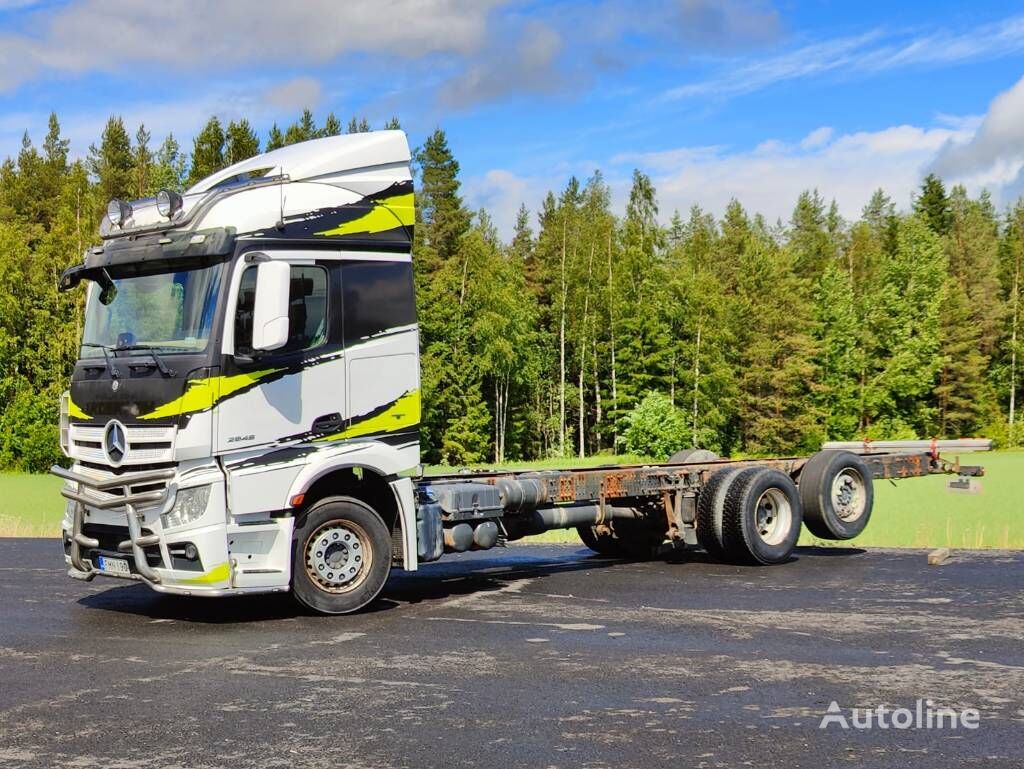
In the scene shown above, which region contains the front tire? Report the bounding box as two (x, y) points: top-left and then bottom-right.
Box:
(291, 496), (392, 615)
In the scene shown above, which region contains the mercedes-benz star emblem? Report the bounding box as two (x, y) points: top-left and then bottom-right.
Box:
(103, 420), (128, 466)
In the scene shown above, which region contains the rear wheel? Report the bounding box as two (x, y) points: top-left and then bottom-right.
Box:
(578, 519), (664, 558)
(669, 448), (720, 464)
(577, 524), (622, 557)
(695, 467), (743, 558)
(721, 467), (803, 564)
(799, 451), (873, 540)
(291, 496), (392, 615)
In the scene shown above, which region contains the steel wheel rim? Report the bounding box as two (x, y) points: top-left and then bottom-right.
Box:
(831, 469), (866, 522)
(304, 519), (372, 594)
(754, 488), (792, 546)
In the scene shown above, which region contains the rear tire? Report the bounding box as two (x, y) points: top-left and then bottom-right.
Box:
(695, 467), (743, 559)
(721, 468), (803, 565)
(291, 496), (392, 615)
(578, 519), (664, 559)
(799, 451), (873, 540)
(669, 448), (720, 464)
(577, 525), (622, 557)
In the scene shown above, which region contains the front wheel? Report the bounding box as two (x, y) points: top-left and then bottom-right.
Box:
(291, 496), (392, 615)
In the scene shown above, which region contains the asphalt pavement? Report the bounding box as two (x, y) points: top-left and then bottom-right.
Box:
(0, 539), (1021, 768)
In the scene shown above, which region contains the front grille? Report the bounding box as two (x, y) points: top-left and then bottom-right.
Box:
(69, 424), (177, 465)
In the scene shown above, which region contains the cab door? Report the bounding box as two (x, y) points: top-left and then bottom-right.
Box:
(215, 251), (344, 455)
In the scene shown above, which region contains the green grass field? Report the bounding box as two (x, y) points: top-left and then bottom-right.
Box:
(3, 451), (1021, 547)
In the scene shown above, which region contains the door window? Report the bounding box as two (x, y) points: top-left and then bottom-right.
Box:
(235, 264), (329, 355)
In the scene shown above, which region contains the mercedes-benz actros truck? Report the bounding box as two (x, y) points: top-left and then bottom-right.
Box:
(51, 131), (980, 614)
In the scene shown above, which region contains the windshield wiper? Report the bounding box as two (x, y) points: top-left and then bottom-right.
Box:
(114, 344), (177, 377)
(81, 342), (121, 380)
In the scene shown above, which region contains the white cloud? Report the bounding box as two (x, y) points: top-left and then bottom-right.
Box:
(610, 145), (722, 170)
(262, 77), (322, 112)
(439, 20), (565, 108)
(463, 168), (556, 240)
(672, 0), (781, 49)
(0, 80), (319, 162)
(473, 118), (986, 241)
(665, 14), (1024, 101)
(0, 0), (505, 92)
(615, 123), (973, 225)
(931, 74), (1024, 188)
(800, 126), (832, 150)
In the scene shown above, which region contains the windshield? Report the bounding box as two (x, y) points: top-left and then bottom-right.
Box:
(81, 263), (223, 357)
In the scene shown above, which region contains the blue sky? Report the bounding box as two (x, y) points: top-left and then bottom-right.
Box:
(2, 0), (1024, 237)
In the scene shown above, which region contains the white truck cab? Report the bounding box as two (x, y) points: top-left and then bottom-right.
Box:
(55, 132), (424, 613)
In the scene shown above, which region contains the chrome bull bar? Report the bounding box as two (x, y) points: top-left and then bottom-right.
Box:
(50, 464), (176, 583)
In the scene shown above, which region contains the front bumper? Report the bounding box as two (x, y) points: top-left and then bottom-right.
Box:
(52, 464), (291, 597)
(53, 464), (173, 583)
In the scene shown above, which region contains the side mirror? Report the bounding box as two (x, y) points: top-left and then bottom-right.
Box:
(251, 261), (290, 352)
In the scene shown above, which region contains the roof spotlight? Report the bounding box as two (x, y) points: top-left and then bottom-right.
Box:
(156, 188), (183, 219)
(106, 199), (132, 227)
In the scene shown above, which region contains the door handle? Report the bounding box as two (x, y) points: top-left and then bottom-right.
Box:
(312, 413), (344, 433)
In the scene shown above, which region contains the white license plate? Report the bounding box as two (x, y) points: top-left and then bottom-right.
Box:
(96, 556), (131, 577)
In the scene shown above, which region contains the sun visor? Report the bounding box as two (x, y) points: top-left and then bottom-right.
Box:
(85, 227), (236, 269)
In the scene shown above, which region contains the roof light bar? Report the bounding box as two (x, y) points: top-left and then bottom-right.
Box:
(106, 199), (132, 227)
(155, 189), (183, 219)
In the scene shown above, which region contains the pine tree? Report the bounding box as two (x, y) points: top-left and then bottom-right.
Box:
(789, 189), (834, 277)
(133, 124), (152, 198)
(346, 116), (370, 134)
(413, 129), (473, 462)
(148, 134), (187, 193)
(946, 186), (1003, 356)
(42, 113), (69, 172)
(384, 116), (402, 130)
(88, 116), (133, 202)
(283, 109), (319, 144)
(36, 114), (69, 227)
(266, 123), (285, 151)
(863, 215), (948, 436)
(814, 262), (862, 439)
(934, 278), (995, 436)
(614, 170), (670, 428)
(914, 173), (951, 236)
(225, 119), (260, 164)
(999, 202), (1024, 445)
(187, 116), (225, 186)
(732, 222), (820, 453)
(414, 129), (470, 270)
(321, 113), (342, 137)
(664, 205), (733, 452)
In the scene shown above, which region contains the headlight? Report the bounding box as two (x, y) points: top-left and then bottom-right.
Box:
(162, 485), (211, 530)
(59, 391), (70, 456)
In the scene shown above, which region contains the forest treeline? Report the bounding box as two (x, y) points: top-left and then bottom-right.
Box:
(0, 110), (1021, 471)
